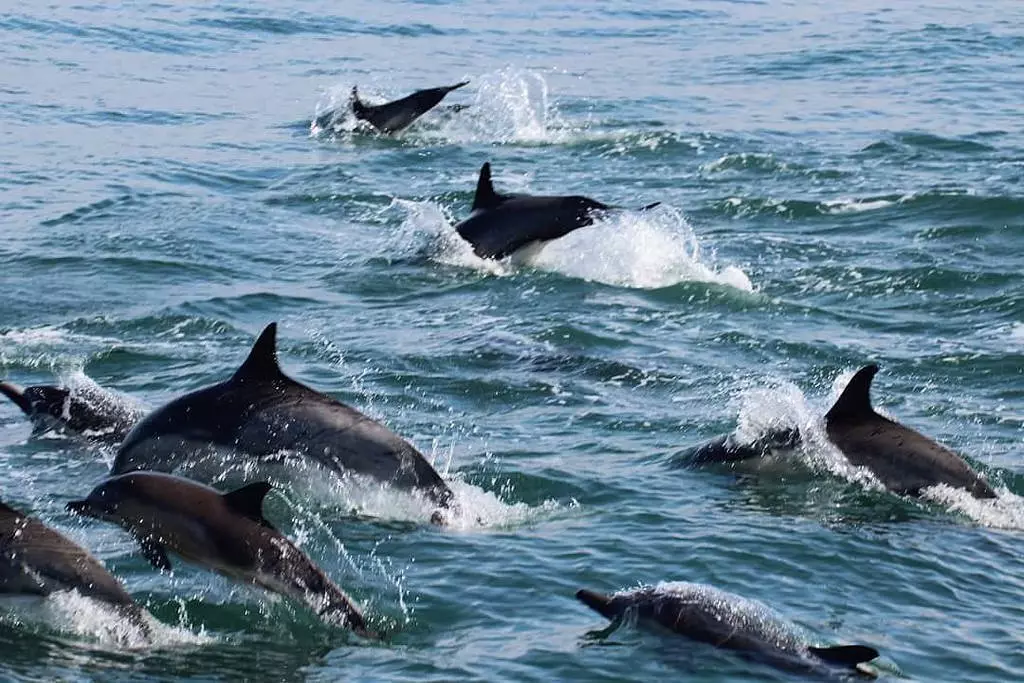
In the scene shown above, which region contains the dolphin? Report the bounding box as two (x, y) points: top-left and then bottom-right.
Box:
(0, 380), (141, 444)
(824, 364), (996, 499)
(67, 472), (371, 636)
(0, 499), (150, 636)
(454, 162), (661, 260)
(576, 584), (879, 678)
(676, 427), (801, 466)
(319, 81), (470, 134)
(110, 323), (454, 510)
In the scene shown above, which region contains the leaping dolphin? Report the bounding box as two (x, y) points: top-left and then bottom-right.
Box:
(0, 499), (151, 637)
(315, 81), (470, 134)
(67, 472), (372, 636)
(454, 162), (660, 260)
(824, 364), (996, 499)
(110, 323), (455, 510)
(576, 583), (879, 678)
(0, 380), (141, 444)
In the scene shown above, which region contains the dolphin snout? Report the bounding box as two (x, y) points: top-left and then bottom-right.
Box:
(66, 498), (103, 519)
(576, 589), (615, 619)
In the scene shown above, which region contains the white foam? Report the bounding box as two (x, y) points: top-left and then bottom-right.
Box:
(0, 591), (210, 649)
(390, 199), (753, 292)
(821, 198), (895, 214)
(921, 484), (1024, 531)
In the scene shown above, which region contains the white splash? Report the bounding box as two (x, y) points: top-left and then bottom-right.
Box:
(921, 484), (1024, 531)
(821, 198), (896, 214)
(389, 199), (753, 292)
(0, 591), (210, 649)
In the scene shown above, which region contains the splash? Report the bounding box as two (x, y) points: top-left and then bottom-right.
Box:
(0, 592), (211, 649)
(523, 206), (753, 291)
(921, 484), (1024, 531)
(389, 199), (753, 292)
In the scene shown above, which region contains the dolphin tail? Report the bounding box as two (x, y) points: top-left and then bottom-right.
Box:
(576, 589), (617, 620)
(0, 381), (31, 414)
(808, 644), (879, 667)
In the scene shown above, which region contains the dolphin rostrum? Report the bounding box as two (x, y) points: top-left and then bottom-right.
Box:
(0, 499), (150, 636)
(454, 162), (661, 260)
(110, 323), (454, 510)
(577, 583), (879, 678)
(0, 380), (141, 444)
(67, 472), (372, 636)
(824, 364), (996, 499)
(319, 81), (470, 134)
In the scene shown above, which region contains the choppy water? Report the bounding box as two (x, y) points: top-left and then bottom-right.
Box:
(1, 1), (1022, 680)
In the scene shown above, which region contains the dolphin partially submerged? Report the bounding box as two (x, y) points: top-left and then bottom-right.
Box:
(678, 365), (996, 499)
(316, 81), (470, 134)
(110, 323), (454, 510)
(824, 364), (996, 499)
(0, 380), (140, 444)
(67, 472), (371, 636)
(0, 499), (150, 636)
(577, 583), (879, 678)
(454, 162), (661, 260)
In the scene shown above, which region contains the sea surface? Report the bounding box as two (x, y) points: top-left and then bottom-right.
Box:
(1, 1), (1022, 681)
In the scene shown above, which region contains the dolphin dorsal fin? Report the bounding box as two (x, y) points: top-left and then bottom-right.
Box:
(825, 365), (879, 422)
(808, 644), (879, 666)
(222, 482), (276, 530)
(233, 323), (285, 383)
(472, 162), (501, 211)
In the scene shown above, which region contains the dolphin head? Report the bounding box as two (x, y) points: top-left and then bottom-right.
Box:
(565, 196), (610, 224)
(0, 382), (70, 420)
(66, 478), (134, 524)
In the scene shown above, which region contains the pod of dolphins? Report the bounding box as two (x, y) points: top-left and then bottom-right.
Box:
(0, 80), (1008, 678)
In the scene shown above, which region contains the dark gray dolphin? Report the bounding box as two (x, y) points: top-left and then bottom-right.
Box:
(676, 427), (801, 466)
(824, 364), (996, 499)
(577, 584), (879, 678)
(66, 472), (371, 636)
(0, 380), (140, 444)
(341, 81), (469, 134)
(454, 162), (660, 260)
(0, 499), (150, 636)
(110, 323), (454, 510)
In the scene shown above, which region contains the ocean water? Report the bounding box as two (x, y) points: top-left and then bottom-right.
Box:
(1, 0), (1022, 680)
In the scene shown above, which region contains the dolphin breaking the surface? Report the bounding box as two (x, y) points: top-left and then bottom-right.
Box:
(454, 162), (660, 260)
(0, 380), (140, 444)
(110, 323), (454, 510)
(577, 583), (879, 678)
(677, 364), (996, 499)
(67, 472), (371, 636)
(0, 499), (150, 637)
(315, 81), (469, 134)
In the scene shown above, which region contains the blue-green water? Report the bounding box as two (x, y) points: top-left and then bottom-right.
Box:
(1, 1), (1022, 680)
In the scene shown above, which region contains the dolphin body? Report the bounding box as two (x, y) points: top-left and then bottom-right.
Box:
(0, 381), (140, 444)
(316, 81), (469, 134)
(454, 162), (660, 260)
(824, 364), (996, 499)
(110, 323), (454, 510)
(0, 499), (150, 636)
(576, 584), (879, 678)
(675, 427), (801, 466)
(67, 472), (371, 636)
